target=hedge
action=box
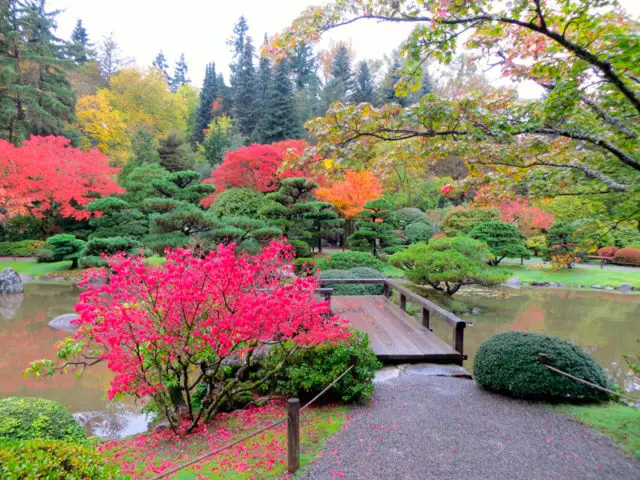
[0,240,44,257]
[612,247,640,266]
[473,332,610,401]
[314,251,385,272]
[319,267,385,295]
[0,397,86,443]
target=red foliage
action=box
[440,184,453,197]
[499,199,553,235]
[0,136,122,221]
[206,141,316,200]
[68,240,348,430]
[315,170,383,219]
[613,247,640,266]
[431,233,447,240]
[597,246,617,258]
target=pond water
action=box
[424,286,640,395]
[0,283,149,439]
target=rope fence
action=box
[152,354,359,479]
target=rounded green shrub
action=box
[257,332,382,402]
[0,240,44,257]
[473,332,610,401]
[289,239,311,259]
[0,439,119,479]
[404,222,433,244]
[314,251,385,272]
[210,188,265,218]
[394,208,426,228]
[319,267,385,295]
[0,397,86,442]
[383,245,406,255]
[35,247,55,263]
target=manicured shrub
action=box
[257,332,382,402]
[0,239,44,257]
[35,247,55,263]
[319,267,385,295]
[597,246,617,258]
[78,255,109,269]
[210,188,266,218]
[404,221,433,244]
[394,208,425,228]
[525,235,547,257]
[0,439,119,480]
[289,239,311,259]
[474,332,610,401]
[441,207,499,236]
[470,221,531,265]
[613,247,640,266]
[142,232,189,255]
[82,236,142,258]
[0,397,86,442]
[314,251,385,272]
[43,234,86,268]
[383,245,406,255]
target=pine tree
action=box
[193,62,219,144]
[379,57,407,106]
[97,33,129,85]
[254,59,302,143]
[0,0,75,144]
[254,45,272,139]
[231,36,259,137]
[352,61,374,104]
[69,19,91,64]
[304,201,344,253]
[217,73,232,114]
[330,45,354,100]
[152,50,169,80]
[169,53,189,92]
[157,131,195,172]
[228,16,249,68]
[288,42,316,90]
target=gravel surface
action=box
[302,376,638,480]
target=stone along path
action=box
[302,366,638,480]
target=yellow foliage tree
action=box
[76,90,131,166]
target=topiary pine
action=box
[473,332,610,401]
[348,198,395,256]
[470,221,531,265]
[43,234,86,269]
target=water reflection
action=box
[0,283,148,438]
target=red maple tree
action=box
[315,170,383,219]
[499,199,554,236]
[0,136,122,234]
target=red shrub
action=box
[431,233,447,240]
[597,246,617,258]
[613,247,640,266]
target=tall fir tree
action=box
[152,50,170,80]
[0,0,75,144]
[330,45,354,100]
[69,19,91,64]
[254,59,302,143]
[169,53,189,92]
[228,15,249,76]
[193,62,219,144]
[217,73,232,114]
[288,42,316,90]
[231,36,259,138]
[254,38,273,135]
[352,61,374,104]
[97,32,129,85]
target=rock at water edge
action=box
[617,283,633,292]
[0,268,23,294]
[506,277,521,289]
[49,313,80,333]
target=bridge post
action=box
[400,293,407,312]
[422,307,431,331]
[287,398,300,473]
[454,323,465,366]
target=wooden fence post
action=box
[454,323,465,365]
[422,307,431,331]
[400,293,407,312]
[287,398,300,474]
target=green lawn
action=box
[503,264,640,288]
[0,260,72,276]
[554,403,640,458]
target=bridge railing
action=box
[318,278,467,362]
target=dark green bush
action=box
[43,235,86,268]
[0,240,44,257]
[35,247,55,263]
[314,251,385,272]
[78,255,109,269]
[404,222,433,244]
[383,245,406,255]
[474,332,610,401]
[319,267,385,295]
[0,439,120,479]
[0,397,86,442]
[210,188,266,218]
[142,232,188,255]
[289,239,311,258]
[257,332,381,402]
[82,236,142,258]
[393,208,426,228]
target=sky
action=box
[49,0,640,99]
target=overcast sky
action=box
[49,0,639,98]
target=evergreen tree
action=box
[228,16,249,68]
[254,59,302,143]
[217,73,232,114]
[169,53,189,92]
[330,45,354,100]
[157,131,195,172]
[348,199,395,257]
[97,32,129,85]
[152,50,170,79]
[379,57,407,106]
[352,61,374,104]
[0,0,75,144]
[419,68,434,97]
[231,36,259,137]
[288,42,316,90]
[69,19,91,64]
[295,72,325,122]
[304,201,344,253]
[193,62,219,144]
[260,177,317,240]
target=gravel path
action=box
[302,375,638,480]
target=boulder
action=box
[0,293,24,320]
[591,285,603,290]
[548,282,559,287]
[617,283,633,292]
[48,313,80,333]
[470,308,481,315]
[18,274,35,284]
[531,281,547,286]
[506,277,521,289]
[0,268,23,294]
[605,286,614,291]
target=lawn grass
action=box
[381,263,404,277]
[0,259,72,276]
[102,402,348,479]
[554,403,640,458]
[503,264,640,288]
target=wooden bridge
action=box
[318,279,467,366]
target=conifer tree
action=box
[304,201,344,253]
[231,36,259,137]
[254,59,302,143]
[379,57,407,106]
[329,45,354,101]
[97,33,129,85]
[228,16,249,70]
[0,0,75,144]
[288,42,316,90]
[152,50,170,80]
[69,19,91,64]
[193,62,219,144]
[352,61,374,104]
[169,53,189,92]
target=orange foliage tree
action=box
[315,170,382,219]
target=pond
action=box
[425,286,640,395]
[0,283,148,439]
